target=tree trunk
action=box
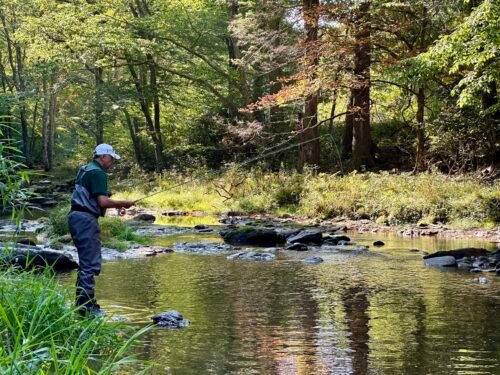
[123,109,143,166]
[42,76,50,171]
[127,58,165,170]
[343,93,354,158]
[481,81,499,166]
[350,1,374,171]
[47,83,57,171]
[15,45,31,166]
[95,67,104,145]
[298,0,320,171]
[413,87,426,173]
[148,54,165,170]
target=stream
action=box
[51,224,500,375]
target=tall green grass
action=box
[0,267,150,374]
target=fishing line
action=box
[133,133,342,203]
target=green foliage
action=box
[46,204,70,237]
[47,206,149,252]
[0,123,31,223]
[0,267,149,374]
[420,0,500,111]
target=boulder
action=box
[373,241,385,247]
[423,248,490,261]
[1,243,79,270]
[151,310,190,329]
[423,256,456,267]
[287,229,323,245]
[222,227,282,247]
[132,214,156,223]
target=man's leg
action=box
[68,211,102,313]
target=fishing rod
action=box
[133,133,342,204]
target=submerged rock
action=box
[302,257,324,264]
[151,310,190,329]
[373,241,385,247]
[227,251,275,261]
[173,241,235,255]
[423,248,490,261]
[423,256,456,267]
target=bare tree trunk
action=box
[343,93,354,158]
[47,83,57,171]
[413,87,426,173]
[123,109,143,166]
[350,1,374,170]
[481,81,499,166]
[95,67,104,145]
[127,58,165,170]
[42,76,49,171]
[298,0,320,171]
[148,54,165,170]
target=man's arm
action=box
[97,195,134,209]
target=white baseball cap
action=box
[93,144,121,160]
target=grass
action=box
[0,266,150,374]
[47,206,150,252]
[112,169,499,229]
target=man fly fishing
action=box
[68,144,135,316]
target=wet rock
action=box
[132,214,156,223]
[162,210,187,216]
[16,238,37,246]
[373,241,385,247]
[423,256,456,267]
[227,251,275,261]
[1,243,79,270]
[470,268,483,273]
[173,242,234,255]
[286,243,309,251]
[151,310,190,329]
[222,227,282,247]
[457,261,473,270]
[197,228,213,233]
[194,224,207,230]
[409,249,420,252]
[423,248,490,261]
[303,257,324,264]
[325,234,351,243]
[338,240,356,246]
[287,229,322,245]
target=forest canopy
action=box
[0,0,498,173]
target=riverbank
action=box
[112,170,499,230]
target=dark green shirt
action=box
[81,160,108,197]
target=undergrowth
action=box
[113,168,499,228]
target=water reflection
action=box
[57,231,500,375]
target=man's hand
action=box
[118,207,127,216]
[121,200,135,209]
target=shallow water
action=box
[58,230,500,375]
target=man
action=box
[68,144,135,316]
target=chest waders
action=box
[68,164,106,314]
